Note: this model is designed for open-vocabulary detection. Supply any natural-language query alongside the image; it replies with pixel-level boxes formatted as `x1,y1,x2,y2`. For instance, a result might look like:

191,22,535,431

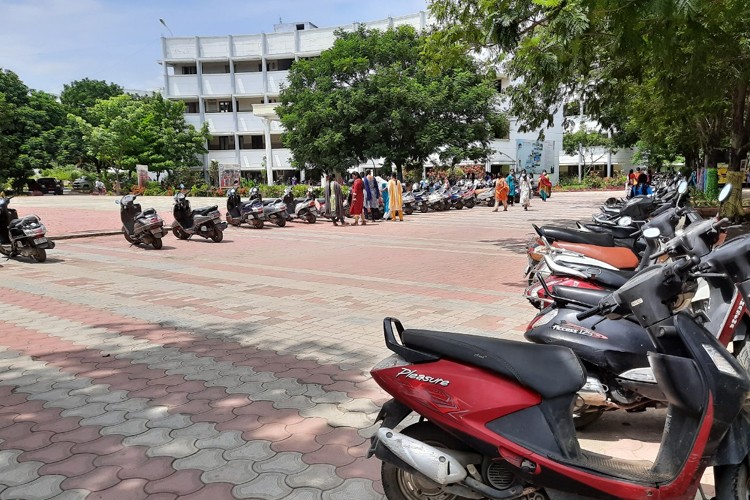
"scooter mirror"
643,227,661,239
719,183,732,203
618,216,633,227
115,200,120,205
677,181,688,195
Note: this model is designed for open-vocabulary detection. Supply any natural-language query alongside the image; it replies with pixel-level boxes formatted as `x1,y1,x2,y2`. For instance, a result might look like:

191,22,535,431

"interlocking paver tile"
173,448,226,471
39,453,97,476
232,472,291,499
1,474,65,500
146,437,199,458
123,427,173,447
286,463,344,490
195,430,244,450
144,469,204,495
253,452,307,475
0,460,42,486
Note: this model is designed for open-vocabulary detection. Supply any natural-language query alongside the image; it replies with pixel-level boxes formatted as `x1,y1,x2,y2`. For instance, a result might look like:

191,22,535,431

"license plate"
34,237,47,244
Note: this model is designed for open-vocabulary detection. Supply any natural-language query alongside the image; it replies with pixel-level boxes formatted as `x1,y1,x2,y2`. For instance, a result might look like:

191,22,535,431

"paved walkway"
0,191,684,499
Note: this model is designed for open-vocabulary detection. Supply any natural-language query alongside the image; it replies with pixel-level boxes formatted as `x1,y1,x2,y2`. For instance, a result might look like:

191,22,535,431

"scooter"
402,191,416,215
249,187,287,227
226,189,264,229
369,253,750,500
461,185,477,209
284,188,317,224
172,192,227,242
0,196,54,262
117,194,168,249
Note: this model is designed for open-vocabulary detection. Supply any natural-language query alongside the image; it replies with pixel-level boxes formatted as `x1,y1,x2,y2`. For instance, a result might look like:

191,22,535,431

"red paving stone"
144,470,205,496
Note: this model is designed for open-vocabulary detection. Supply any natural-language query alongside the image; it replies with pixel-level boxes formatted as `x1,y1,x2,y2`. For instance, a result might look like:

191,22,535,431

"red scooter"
370,255,750,499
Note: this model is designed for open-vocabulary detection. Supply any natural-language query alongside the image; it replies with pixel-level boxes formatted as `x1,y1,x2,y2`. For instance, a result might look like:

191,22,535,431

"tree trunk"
725,81,749,218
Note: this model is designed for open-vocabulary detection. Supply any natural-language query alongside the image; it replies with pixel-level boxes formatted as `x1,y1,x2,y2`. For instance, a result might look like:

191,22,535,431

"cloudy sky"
0,0,428,95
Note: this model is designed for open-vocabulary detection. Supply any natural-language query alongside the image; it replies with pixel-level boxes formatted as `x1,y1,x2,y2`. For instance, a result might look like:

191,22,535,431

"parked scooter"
369,251,750,499
0,196,54,262
249,187,287,227
282,187,317,224
172,192,227,242
117,194,168,249
226,188,264,229
402,190,416,215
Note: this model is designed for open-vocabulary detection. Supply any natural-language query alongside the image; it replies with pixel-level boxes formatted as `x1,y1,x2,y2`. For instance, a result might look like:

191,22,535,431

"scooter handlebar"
576,303,604,321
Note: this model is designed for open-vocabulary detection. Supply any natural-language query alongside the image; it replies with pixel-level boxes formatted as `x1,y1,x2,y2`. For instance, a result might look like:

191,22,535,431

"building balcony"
237,112,265,133
203,113,235,134
208,151,239,165
199,36,230,59
233,34,263,58
164,38,197,60
240,150,267,170
184,114,202,130
235,73,265,95
298,27,338,53
202,74,232,96
167,75,200,97
267,71,290,94
272,149,293,169
265,32,295,55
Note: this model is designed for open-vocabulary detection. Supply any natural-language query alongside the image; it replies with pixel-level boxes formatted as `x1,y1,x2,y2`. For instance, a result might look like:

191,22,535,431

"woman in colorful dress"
350,172,365,225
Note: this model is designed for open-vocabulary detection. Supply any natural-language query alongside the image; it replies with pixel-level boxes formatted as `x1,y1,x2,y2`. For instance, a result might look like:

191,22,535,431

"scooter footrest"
550,450,670,484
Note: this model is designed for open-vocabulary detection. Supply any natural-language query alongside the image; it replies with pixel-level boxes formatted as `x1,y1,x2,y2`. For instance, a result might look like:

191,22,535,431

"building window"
219,100,233,113
238,135,265,149
296,24,305,30
182,65,197,75
208,136,236,151
185,102,199,113
267,59,294,71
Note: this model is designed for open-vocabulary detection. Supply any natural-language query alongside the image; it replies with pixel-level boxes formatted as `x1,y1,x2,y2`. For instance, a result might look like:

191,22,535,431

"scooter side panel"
525,309,657,372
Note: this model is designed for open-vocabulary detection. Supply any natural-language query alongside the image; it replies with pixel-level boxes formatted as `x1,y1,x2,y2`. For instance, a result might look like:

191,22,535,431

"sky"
0,0,428,95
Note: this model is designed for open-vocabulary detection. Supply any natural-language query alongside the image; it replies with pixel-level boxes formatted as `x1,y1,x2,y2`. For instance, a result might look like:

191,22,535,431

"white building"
160,12,563,184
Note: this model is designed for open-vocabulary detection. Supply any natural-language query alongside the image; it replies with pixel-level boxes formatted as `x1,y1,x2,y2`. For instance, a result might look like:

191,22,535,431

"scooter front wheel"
122,226,134,243
252,218,264,229
419,204,428,213
381,422,474,500
172,226,189,240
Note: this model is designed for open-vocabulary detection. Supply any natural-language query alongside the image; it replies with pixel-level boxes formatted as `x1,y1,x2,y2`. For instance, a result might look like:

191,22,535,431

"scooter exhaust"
375,428,468,485
577,376,609,407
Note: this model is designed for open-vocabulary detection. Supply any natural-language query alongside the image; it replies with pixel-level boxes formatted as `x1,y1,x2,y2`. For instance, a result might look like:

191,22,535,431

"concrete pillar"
264,119,274,185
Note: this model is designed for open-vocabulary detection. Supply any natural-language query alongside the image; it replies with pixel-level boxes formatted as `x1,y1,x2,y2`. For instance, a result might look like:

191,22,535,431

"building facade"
160,12,563,185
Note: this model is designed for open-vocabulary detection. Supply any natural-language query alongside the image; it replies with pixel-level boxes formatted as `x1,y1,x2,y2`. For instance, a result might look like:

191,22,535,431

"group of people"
323,170,404,226
492,169,552,212
627,167,654,198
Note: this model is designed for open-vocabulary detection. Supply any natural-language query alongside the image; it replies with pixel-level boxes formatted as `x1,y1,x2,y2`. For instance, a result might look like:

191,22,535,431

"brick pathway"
0,191,681,499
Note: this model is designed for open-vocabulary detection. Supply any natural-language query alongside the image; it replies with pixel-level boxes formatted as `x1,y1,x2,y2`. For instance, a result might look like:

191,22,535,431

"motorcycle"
226,188,264,229
369,252,750,499
402,191,416,215
172,192,227,242
117,194,168,249
461,185,477,209
0,196,54,262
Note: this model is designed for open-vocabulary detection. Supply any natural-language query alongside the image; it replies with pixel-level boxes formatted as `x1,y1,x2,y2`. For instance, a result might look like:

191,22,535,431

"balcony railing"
164,38,197,59
233,34,263,58
203,113,235,133
167,75,200,97
265,32,295,55
184,114,202,130
235,73,265,95
199,37,230,58
202,74,232,96
237,113,265,133
208,151,239,164
240,150,267,170
272,149,293,169
267,71,290,94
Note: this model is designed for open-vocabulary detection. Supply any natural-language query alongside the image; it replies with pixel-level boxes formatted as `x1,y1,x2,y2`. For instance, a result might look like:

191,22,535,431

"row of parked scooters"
365,177,750,499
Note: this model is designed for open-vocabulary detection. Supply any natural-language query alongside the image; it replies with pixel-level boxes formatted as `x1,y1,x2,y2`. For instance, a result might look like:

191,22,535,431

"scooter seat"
536,226,615,247
401,330,585,399
568,265,637,289
551,285,611,307
552,242,640,270
192,205,218,216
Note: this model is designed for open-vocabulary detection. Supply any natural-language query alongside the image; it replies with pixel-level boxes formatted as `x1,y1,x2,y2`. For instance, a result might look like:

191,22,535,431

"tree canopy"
278,25,508,179
428,0,750,212
60,78,124,118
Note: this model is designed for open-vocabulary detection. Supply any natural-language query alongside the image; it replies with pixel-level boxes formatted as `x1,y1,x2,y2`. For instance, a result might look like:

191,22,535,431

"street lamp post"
159,19,173,36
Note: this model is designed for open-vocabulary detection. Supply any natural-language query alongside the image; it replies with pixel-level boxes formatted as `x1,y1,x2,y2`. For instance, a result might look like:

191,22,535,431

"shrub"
40,166,84,183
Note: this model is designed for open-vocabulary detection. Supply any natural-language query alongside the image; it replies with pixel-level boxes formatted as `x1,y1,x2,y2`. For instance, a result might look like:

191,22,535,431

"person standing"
388,173,404,221
506,170,516,206
520,174,532,211
492,176,509,211
381,181,390,220
350,172,365,225
324,174,346,226
538,170,552,201
363,170,380,221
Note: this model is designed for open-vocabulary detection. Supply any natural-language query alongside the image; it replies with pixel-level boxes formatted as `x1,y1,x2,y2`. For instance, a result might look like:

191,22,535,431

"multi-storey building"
160,12,563,184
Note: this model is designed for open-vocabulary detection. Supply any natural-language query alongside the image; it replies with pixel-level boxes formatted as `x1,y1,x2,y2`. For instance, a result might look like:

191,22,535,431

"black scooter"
117,194,168,249
226,189,264,229
0,196,55,262
172,192,227,242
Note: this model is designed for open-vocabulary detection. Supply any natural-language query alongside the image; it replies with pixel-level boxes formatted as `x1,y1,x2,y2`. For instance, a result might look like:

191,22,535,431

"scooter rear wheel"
419,204,428,213
31,247,46,263
714,461,750,499
252,218,264,229
405,206,414,215
573,406,604,430
152,238,163,250
381,422,474,500
305,212,316,224
275,218,286,228
211,229,224,242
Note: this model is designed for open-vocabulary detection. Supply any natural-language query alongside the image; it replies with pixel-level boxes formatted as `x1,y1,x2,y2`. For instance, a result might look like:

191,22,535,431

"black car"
27,178,63,195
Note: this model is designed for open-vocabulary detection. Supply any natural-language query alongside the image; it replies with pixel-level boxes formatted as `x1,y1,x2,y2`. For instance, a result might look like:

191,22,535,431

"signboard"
136,165,149,188
717,163,728,184
516,140,555,175
219,163,241,188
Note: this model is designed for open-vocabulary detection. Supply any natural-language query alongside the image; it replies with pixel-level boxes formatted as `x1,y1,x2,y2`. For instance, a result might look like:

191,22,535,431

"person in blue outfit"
631,173,653,197
381,181,390,220
506,169,516,206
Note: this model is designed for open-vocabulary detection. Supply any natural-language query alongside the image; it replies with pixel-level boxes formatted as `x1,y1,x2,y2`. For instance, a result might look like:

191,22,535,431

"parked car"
72,177,93,191
26,178,63,195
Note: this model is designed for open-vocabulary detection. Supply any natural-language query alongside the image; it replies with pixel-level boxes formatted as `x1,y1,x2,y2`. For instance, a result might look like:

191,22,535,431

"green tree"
428,0,750,214
60,78,123,118
278,26,506,179
562,127,614,174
